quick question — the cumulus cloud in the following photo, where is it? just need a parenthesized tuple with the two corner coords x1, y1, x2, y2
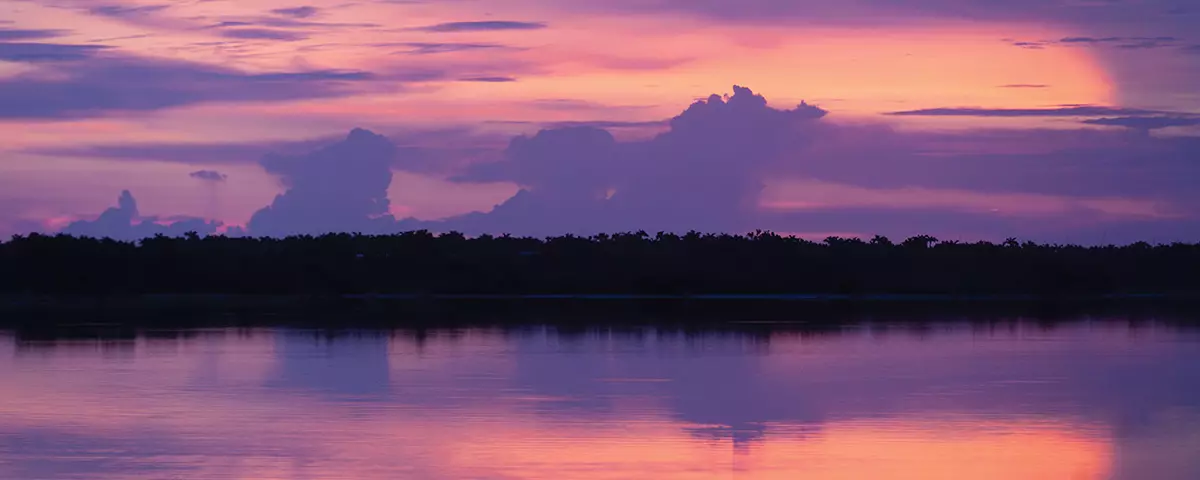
(61, 190, 220, 241)
(605, 86, 827, 232)
(189, 170, 228, 182)
(248, 128, 400, 236)
(48, 85, 1200, 242)
(437, 86, 828, 234)
(419, 85, 1198, 240)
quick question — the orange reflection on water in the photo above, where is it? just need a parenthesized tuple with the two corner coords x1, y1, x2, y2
(0, 327, 1161, 480)
(406, 411, 1111, 480)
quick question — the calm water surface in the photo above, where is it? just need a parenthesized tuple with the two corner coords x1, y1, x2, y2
(2, 319, 1199, 479)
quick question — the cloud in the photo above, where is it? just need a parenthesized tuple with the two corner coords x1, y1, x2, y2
(787, 124, 1200, 202)
(208, 16, 376, 30)
(60, 190, 220, 241)
(1061, 36, 1177, 43)
(459, 76, 517, 82)
(189, 170, 228, 182)
(1115, 38, 1179, 49)
(86, 4, 171, 18)
(573, 0, 1200, 30)
(76, 3, 184, 29)
(271, 6, 319, 18)
(437, 86, 829, 234)
(0, 28, 67, 40)
(388, 42, 506, 55)
(219, 28, 309, 41)
(1083, 116, 1200, 130)
(20, 129, 480, 174)
(46, 85, 1200, 242)
(0, 52, 377, 119)
(0, 42, 110, 62)
(1009, 41, 1047, 49)
(418, 86, 1199, 240)
(888, 106, 1175, 117)
(1059, 36, 1125, 43)
(248, 129, 401, 236)
(545, 120, 667, 129)
(410, 21, 547, 32)
(25, 138, 332, 165)
(1008, 35, 1183, 51)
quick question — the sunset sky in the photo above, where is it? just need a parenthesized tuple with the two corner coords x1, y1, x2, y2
(2, 0, 1199, 242)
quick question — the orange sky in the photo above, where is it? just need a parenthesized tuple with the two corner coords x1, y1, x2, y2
(1, 0, 1196, 239)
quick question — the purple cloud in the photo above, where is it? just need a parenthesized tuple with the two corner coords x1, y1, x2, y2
(410, 21, 547, 32)
(209, 16, 376, 30)
(419, 86, 1198, 239)
(459, 76, 518, 82)
(248, 129, 401, 236)
(271, 6, 319, 18)
(61, 190, 220, 241)
(888, 106, 1176, 117)
(0, 52, 377, 119)
(0, 43, 110, 62)
(219, 28, 309, 41)
(1083, 116, 1200, 130)
(86, 4, 171, 18)
(577, 0, 1199, 29)
(0, 28, 67, 40)
(1005, 35, 1187, 52)
(189, 170, 228, 182)
(390, 42, 507, 55)
(25, 138, 322, 166)
(439, 86, 829, 234)
(39, 85, 1200, 243)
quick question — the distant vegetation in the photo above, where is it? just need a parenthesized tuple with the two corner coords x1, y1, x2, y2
(2, 231, 1199, 296)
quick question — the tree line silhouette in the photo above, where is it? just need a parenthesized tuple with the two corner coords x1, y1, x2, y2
(2, 231, 1199, 296)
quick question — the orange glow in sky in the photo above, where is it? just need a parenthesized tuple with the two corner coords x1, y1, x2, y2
(4, 0, 1190, 241)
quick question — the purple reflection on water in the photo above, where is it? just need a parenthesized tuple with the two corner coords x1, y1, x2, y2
(0, 320, 1198, 479)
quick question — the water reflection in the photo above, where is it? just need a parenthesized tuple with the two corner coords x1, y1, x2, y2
(0, 320, 1198, 479)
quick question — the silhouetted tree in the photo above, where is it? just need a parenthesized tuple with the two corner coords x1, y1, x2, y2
(1, 231, 1198, 296)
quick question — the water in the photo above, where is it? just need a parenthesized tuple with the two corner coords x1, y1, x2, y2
(2, 319, 1199, 479)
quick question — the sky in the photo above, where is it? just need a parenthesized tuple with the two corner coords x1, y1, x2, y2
(2, 0, 1199, 243)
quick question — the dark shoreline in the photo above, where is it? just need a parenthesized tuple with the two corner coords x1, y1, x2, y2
(8, 233, 1200, 299)
(4, 293, 1200, 329)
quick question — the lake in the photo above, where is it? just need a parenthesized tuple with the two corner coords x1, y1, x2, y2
(2, 318, 1199, 479)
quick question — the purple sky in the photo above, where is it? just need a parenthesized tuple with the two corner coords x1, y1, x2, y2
(2, 0, 1199, 243)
